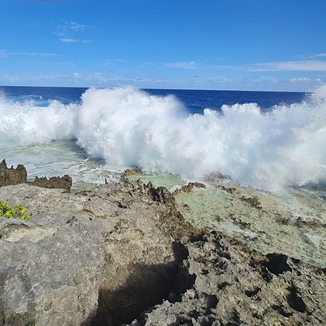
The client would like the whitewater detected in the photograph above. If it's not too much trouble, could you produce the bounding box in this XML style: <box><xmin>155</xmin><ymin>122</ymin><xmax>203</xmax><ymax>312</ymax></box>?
<box><xmin>0</xmin><ymin>85</ymin><xmax>326</xmax><ymax>192</ymax></box>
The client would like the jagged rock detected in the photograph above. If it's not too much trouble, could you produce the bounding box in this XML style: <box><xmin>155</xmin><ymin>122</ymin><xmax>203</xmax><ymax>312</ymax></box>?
<box><xmin>0</xmin><ymin>160</ymin><xmax>72</xmax><ymax>191</ymax></box>
<box><xmin>241</xmin><ymin>195</ymin><xmax>262</xmax><ymax>208</ymax></box>
<box><xmin>0</xmin><ymin>180</ymin><xmax>197</xmax><ymax>326</ymax></box>
<box><xmin>0</xmin><ymin>179</ymin><xmax>325</xmax><ymax>326</ymax></box>
<box><xmin>0</xmin><ymin>159</ymin><xmax>27</xmax><ymax>186</ymax></box>
<box><xmin>138</xmin><ymin>232</ymin><xmax>326</xmax><ymax>326</ymax></box>
<box><xmin>122</xmin><ymin>166</ymin><xmax>142</xmax><ymax>178</ymax></box>
<box><xmin>29</xmin><ymin>175</ymin><xmax>72</xmax><ymax>191</ymax></box>
<box><xmin>173</xmin><ymin>182</ymin><xmax>206</xmax><ymax>195</ymax></box>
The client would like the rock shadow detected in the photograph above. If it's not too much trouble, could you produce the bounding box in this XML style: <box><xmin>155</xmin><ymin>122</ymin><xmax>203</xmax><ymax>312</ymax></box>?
<box><xmin>89</xmin><ymin>241</ymin><xmax>194</xmax><ymax>326</ymax></box>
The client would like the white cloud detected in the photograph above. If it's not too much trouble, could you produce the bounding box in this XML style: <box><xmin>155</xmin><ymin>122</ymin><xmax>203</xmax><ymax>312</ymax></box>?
<box><xmin>164</xmin><ymin>61</ymin><xmax>198</xmax><ymax>69</ymax></box>
<box><xmin>69</xmin><ymin>22</ymin><xmax>86</xmax><ymax>32</ymax></box>
<box><xmin>252</xmin><ymin>60</ymin><xmax>326</xmax><ymax>71</ymax></box>
<box><xmin>315</xmin><ymin>53</ymin><xmax>326</xmax><ymax>58</ymax></box>
<box><xmin>55</xmin><ymin>21</ymin><xmax>93</xmax><ymax>43</ymax></box>
<box><xmin>0</xmin><ymin>49</ymin><xmax>59</xmax><ymax>57</ymax></box>
<box><xmin>60</xmin><ymin>38</ymin><xmax>79</xmax><ymax>43</ymax></box>
<box><xmin>72</xmin><ymin>72</ymin><xmax>81</xmax><ymax>79</ymax></box>
<box><xmin>59</xmin><ymin>38</ymin><xmax>92</xmax><ymax>43</ymax></box>
<box><xmin>290</xmin><ymin>77</ymin><xmax>311</xmax><ymax>82</ymax></box>
<box><xmin>12</xmin><ymin>52</ymin><xmax>59</xmax><ymax>57</ymax></box>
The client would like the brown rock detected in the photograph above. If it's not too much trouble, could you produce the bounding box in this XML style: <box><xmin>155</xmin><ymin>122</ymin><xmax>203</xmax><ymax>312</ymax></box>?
<box><xmin>0</xmin><ymin>159</ymin><xmax>27</xmax><ymax>186</ymax></box>
<box><xmin>241</xmin><ymin>195</ymin><xmax>262</xmax><ymax>208</ymax></box>
<box><xmin>29</xmin><ymin>175</ymin><xmax>72</xmax><ymax>191</ymax></box>
<box><xmin>0</xmin><ymin>159</ymin><xmax>72</xmax><ymax>191</ymax></box>
<box><xmin>122</xmin><ymin>166</ymin><xmax>142</xmax><ymax>178</ymax></box>
<box><xmin>173</xmin><ymin>182</ymin><xmax>206</xmax><ymax>195</ymax></box>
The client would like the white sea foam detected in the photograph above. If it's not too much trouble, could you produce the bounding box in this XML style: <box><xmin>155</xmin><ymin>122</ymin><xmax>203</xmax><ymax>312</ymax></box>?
<box><xmin>77</xmin><ymin>86</ymin><xmax>326</xmax><ymax>191</ymax></box>
<box><xmin>0</xmin><ymin>97</ymin><xmax>78</xmax><ymax>146</ymax></box>
<box><xmin>1</xmin><ymin>85</ymin><xmax>325</xmax><ymax>191</ymax></box>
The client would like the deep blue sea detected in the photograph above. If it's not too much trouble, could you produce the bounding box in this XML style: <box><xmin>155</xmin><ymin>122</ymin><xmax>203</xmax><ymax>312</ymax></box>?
<box><xmin>0</xmin><ymin>85</ymin><xmax>325</xmax><ymax>192</ymax></box>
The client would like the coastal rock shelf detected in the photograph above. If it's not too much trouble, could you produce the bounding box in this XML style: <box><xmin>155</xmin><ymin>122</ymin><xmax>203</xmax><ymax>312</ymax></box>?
<box><xmin>0</xmin><ymin>175</ymin><xmax>325</xmax><ymax>325</ymax></box>
<box><xmin>174</xmin><ymin>178</ymin><xmax>326</xmax><ymax>268</ymax></box>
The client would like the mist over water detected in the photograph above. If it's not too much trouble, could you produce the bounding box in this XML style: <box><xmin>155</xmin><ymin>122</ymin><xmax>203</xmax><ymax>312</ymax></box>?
<box><xmin>1</xmin><ymin>85</ymin><xmax>325</xmax><ymax>191</ymax></box>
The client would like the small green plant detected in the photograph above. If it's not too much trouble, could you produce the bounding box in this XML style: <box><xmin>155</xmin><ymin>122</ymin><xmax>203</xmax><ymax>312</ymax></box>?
<box><xmin>26</xmin><ymin>322</ymin><xmax>36</xmax><ymax>326</ymax></box>
<box><xmin>0</xmin><ymin>199</ymin><xmax>31</xmax><ymax>220</ymax></box>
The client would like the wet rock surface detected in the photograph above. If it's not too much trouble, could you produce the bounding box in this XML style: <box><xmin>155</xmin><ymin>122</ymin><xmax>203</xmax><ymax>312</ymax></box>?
<box><xmin>0</xmin><ymin>176</ymin><xmax>325</xmax><ymax>325</ymax></box>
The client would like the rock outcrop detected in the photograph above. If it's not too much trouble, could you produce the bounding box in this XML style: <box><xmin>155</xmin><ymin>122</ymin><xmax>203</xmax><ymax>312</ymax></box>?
<box><xmin>30</xmin><ymin>175</ymin><xmax>72</xmax><ymax>191</ymax></box>
<box><xmin>0</xmin><ymin>178</ymin><xmax>325</xmax><ymax>326</ymax></box>
<box><xmin>138</xmin><ymin>232</ymin><xmax>326</xmax><ymax>325</ymax></box>
<box><xmin>0</xmin><ymin>159</ymin><xmax>27</xmax><ymax>186</ymax></box>
<box><xmin>0</xmin><ymin>180</ymin><xmax>198</xmax><ymax>326</ymax></box>
<box><xmin>0</xmin><ymin>160</ymin><xmax>72</xmax><ymax>191</ymax></box>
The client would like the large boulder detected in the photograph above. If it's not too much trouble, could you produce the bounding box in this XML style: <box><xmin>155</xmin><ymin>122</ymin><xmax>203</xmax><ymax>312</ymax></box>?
<box><xmin>0</xmin><ymin>180</ymin><xmax>198</xmax><ymax>326</ymax></box>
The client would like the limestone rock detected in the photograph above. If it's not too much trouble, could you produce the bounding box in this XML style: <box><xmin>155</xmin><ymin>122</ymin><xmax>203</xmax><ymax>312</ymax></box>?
<box><xmin>0</xmin><ymin>159</ymin><xmax>27</xmax><ymax>186</ymax></box>
<box><xmin>0</xmin><ymin>179</ymin><xmax>325</xmax><ymax>326</ymax></box>
<box><xmin>0</xmin><ymin>181</ymin><xmax>192</xmax><ymax>326</ymax></box>
<box><xmin>29</xmin><ymin>175</ymin><xmax>72</xmax><ymax>191</ymax></box>
<box><xmin>0</xmin><ymin>159</ymin><xmax>72</xmax><ymax>191</ymax></box>
<box><xmin>138</xmin><ymin>232</ymin><xmax>326</xmax><ymax>326</ymax></box>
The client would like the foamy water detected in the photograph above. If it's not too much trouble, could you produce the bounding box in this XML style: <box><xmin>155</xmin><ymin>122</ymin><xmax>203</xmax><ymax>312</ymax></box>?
<box><xmin>1</xmin><ymin>86</ymin><xmax>326</xmax><ymax>191</ymax></box>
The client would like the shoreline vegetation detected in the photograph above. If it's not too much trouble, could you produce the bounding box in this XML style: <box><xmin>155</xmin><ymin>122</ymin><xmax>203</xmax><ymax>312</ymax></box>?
<box><xmin>0</xmin><ymin>161</ymin><xmax>325</xmax><ymax>325</ymax></box>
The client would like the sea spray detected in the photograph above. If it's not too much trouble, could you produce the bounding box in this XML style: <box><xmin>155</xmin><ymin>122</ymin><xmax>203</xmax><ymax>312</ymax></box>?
<box><xmin>0</xmin><ymin>85</ymin><xmax>325</xmax><ymax>191</ymax></box>
<box><xmin>77</xmin><ymin>86</ymin><xmax>326</xmax><ymax>191</ymax></box>
<box><xmin>0</xmin><ymin>97</ymin><xmax>78</xmax><ymax>147</ymax></box>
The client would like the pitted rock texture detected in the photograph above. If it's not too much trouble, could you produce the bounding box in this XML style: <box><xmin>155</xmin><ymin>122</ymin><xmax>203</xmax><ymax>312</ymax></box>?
<box><xmin>134</xmin><ymin>232</ymin><xmax>326</xmax><ymax>326</ymax></box>
<box><xmin>0</xmin><ymin>180</ymin><xmax>325</xmax><ymax>326</ymax></box>
<box><xmin>0</xmin><ymin>181</ymin><xmax>198</xmax><ymax>326</ymax></box>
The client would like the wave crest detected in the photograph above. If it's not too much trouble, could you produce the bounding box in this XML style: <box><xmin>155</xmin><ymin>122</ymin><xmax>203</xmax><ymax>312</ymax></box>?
<box><xmin>77</xmin><ymin>86</ymin><xmax>326</xmax><ymax>191</ymax></box>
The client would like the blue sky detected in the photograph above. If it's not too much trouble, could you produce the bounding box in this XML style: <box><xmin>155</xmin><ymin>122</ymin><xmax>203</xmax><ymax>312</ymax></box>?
<box><xmin>1</xmin><ymin>0</ymin><xmax>326</xmax><ymax>91</ymax></box>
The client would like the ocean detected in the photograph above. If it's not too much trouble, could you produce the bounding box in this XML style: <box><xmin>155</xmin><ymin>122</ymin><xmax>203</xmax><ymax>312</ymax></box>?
<box><xmin>1</xmin><ymin>85</ymin><xmax>325</xmax><ymax>191</ymax></box>
<box><xmin>1</xmin><ymin>85</ymin><xmax>326</xmax><ymax>267</ymax></box>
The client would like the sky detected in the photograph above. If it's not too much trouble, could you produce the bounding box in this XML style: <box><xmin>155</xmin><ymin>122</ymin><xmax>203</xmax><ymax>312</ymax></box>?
<box><xmin>1</xmin><ymin>0</ymin><xmax>326</xmax><ymax>91</ymax></box>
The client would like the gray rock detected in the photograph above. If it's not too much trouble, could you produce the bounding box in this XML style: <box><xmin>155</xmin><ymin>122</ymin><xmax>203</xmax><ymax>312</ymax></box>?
<box><xmin>138</xmin><ymin>232</ymin><xmax>326</xmax><ymax>326</ymax></box>
<box><xmin>0</xmin><ymin>181</ymin><xmax>193</xmax><ymax>326</ymax></box>
<box><xmin>0</xmin><ymin>180</ymin><xmax>325</xmax><ymax>326</ymax></box>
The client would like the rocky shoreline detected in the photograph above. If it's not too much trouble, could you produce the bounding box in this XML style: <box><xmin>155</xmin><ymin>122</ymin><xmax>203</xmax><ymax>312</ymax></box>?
<box><xmin>0</xmin><ymin>163</ymin><xmax>325</xmax><ymax>325</ymax></box>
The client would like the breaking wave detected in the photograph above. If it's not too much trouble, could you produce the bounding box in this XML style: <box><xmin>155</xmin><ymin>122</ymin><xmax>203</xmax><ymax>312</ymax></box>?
<box><xmin>1</xmin><ymin>85</ymin><xmax>326</xmax><ymax>191</ymax></box>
